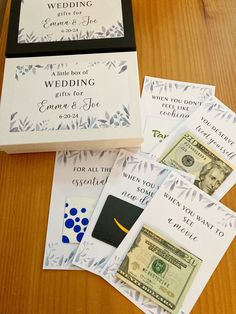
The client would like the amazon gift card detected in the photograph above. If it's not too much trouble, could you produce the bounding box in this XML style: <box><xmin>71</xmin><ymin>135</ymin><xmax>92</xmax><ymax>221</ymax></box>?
<box><xmin>92</xmin><ymin>195</ymin><xmax>143</xmax><ymax>247</ymax></box>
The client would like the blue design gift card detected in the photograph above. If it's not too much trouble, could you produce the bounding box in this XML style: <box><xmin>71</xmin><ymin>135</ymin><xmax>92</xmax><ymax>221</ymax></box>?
<box><xmin>63</xmin><ymin>196</ymin><xmax>96</xmax><ymax>244</ymax></box>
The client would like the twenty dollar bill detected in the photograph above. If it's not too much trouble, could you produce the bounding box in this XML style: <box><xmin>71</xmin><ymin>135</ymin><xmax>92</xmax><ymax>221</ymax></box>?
<box><xmin>159</xmin><ymin>132</ymin><xmax>233</xmax><ymax>195</ymax></box>
<box><xmin>116</xmin><ymin>225</ymin><xmax>202</xmax><ymax>314</ymax></box>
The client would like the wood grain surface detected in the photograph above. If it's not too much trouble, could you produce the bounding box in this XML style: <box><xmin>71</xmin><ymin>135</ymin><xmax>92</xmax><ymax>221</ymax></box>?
<box><xmin>0</xmin><ymin>1</ymin><xmax>235</xmax><ymax>313</ymax></box>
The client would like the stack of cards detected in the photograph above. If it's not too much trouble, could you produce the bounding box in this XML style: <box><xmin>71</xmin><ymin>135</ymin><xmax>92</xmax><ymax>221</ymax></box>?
<box><xmin>43</xmin><ymin>77</ymin><xmax>235</xmax><ymax>313</ymax></box>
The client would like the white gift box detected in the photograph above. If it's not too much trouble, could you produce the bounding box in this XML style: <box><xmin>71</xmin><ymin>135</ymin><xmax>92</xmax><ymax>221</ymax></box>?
<box><xmin>0</xmin><ymin>51</ymin><xmax>142</xmax><ymax>153</ymax></box>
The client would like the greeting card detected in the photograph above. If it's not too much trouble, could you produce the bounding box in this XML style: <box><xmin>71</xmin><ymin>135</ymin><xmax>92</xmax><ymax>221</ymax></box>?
<box><xmin>141</xmin><ymin>77</ymin><xmax>215</xmax><ymax>153</ymax></box>
<box><xmin>43</xmin><ymin>149</ymin><xmax>118</xmax><ymax>269</ymax></box>
<box><xmin>72</xmin><ymin>149</ymin><xmax>193</xmax><ymax>274</ymax></box>
<box><xmin>0</xmin><ymin>52</ymin><xmax>142</xmax><ymax>153</ymax></box>
<box><xmin>102</xmin><ymin>172</ymin><xmax>235</xmax><ymax>314</ymax></box>
<box><xmin>151</xmin><ymin>96</ymin><xmax>236</xmax><ymax>200</ymax></box>
<box><xmin>116</xmin><ymin>225</ymin><xmax>202</xmax><ymax>314</ymax></box>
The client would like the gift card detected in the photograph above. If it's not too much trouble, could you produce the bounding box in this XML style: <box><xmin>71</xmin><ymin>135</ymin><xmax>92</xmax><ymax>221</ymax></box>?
<box><xmin>92</xmin><ymin>195</ymin><xmax>143</xmax><ymax>247</ymax></box>
<box><xmin>141</xmin><ymin>115</ymin><xmax>174</xmax><ymax>153</ymax></box>
<box><xmin>63</xmin><ymin>196</ymin><xmax>96</xmax><ymax>244</ymax></box>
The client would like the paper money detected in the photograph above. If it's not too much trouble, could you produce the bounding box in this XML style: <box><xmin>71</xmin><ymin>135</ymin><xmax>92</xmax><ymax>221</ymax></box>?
<box><xmin>159</xmin><ymin>132</ymin><xmax>233</xmax><ymax>195</ymax></box>
<box><xmin>116</xmin><ymin>225</ymin><xmax>202</xmax><ymax>314</ymax></box>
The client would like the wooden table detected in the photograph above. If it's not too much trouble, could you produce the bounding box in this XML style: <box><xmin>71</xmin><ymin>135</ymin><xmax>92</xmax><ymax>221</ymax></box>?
<box><xmin>0</xmin><ymin>1</ymin><xmax>235</xmax><ymax>313</ymax></box>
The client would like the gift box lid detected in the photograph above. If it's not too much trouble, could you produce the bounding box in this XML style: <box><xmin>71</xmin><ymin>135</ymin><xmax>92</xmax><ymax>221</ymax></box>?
<box><xmin>6</xmin><ymin>0</ymin><xmax>136</xmax><ymax>58</ymax></box>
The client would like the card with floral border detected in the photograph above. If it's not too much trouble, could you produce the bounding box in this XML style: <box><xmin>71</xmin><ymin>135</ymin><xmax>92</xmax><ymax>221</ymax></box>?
<box><xmin>141</xmin><ymin>77</ymin><xmax>215</xmax><ymax>153</ymax></box>
<box><xmin>72</xmin><ymin>149</ymin><xmax>194</xmax><ymax>274</ymax></box>
<box><xmin>6</xmin><ymin>0</ymin><xmax>135</xmax><ymax>57</ymax></box>
<box><xmin>102</xmin><ymin>172</ymin><xmax>235</xmax><ymax>314</ymax></box>
<box><xmin>0</xmin><ymin>52</ymin><xmax>142</xmax><ymax>153</ymax></box>
<box><xmin>43</xmin><ymin>149</ymin><xmax>118</xmax><ymax>270</ymax></box>
<box><xmin>150</xmin><ymin>96</ymin><xmax>236</xmax><ymax>200</ymax></box>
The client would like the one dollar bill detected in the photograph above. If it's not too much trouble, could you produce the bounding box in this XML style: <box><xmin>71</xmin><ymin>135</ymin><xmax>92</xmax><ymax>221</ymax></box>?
<box><xmin>116</xmin><ymin>225</ymin><xmax>202</xmax><ymax>314</ymax></box>
<box><xmin>159</xmin><ymin>131</ymin><xmax>233</xmax><ymax>195</ymax></box>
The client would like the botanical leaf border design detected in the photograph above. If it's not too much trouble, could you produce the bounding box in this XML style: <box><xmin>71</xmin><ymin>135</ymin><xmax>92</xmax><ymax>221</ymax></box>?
<box><xmin>206</xmin><ymin>99</ymin><xmax>236</xmax><ymax>124</ymax></box>
<box><xmin>15</xmin><ymin>60</ymin><xmax>127</xmax><ymax>81</ymax></box>
<box><xmin>56</xmin><ymin>149</ymin><xmax>117</xmax><ymax>166</ymax></box>
<box><xmin>115</xmin><ymin>150</ymin><xmax>169</xmax><ymax>175</ymax></box>
<box><xmin>44</xmin><ymin>242</ymin><xmax>78</xmax><ymax>268</ymax></box>
<box><xmin>216</xmin><ymin>206</ymin><xmax>236</xmax><ymax>229</ymax></box>
<box><xmin>18</xmin><ymin>20</ymin><xmax>124</xmax><ymax>44</ymax></box>
<box><xmin>87</xmin><ymin>60</ymin><xmax>128</xmax><ymax>74</ymax></box>
<box><xmin>73</xmin><ymin>240</ymin><xmax>109</xmax><ymax>272</ymax></box>
<box><xmin>9</xmin><ymin>105</ymin><xmax>130</xmax><ymax>133</ymax></box>
<box><xmin>163</xmin><ymin>173</ymin><xmax>236</xmax><ymax>230</ymax></box>
<box><xmin>73</xmin><ymin>240</ymin><xmax>94</xmax><ymax>264</ymax></box>
<box><xmin>103</xmin><ymin>254</ymin><xmax>162</xmax><ymax>314</ymax></box>
<box><xmin>15</xmin><ymin>63</ymin><xmax>68</xmax><ymax>80</ymax></box>
<box><xmin>144</xmin><ymin>78</ymin><xmax>213</xmax><ymax>103</ymax></box>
